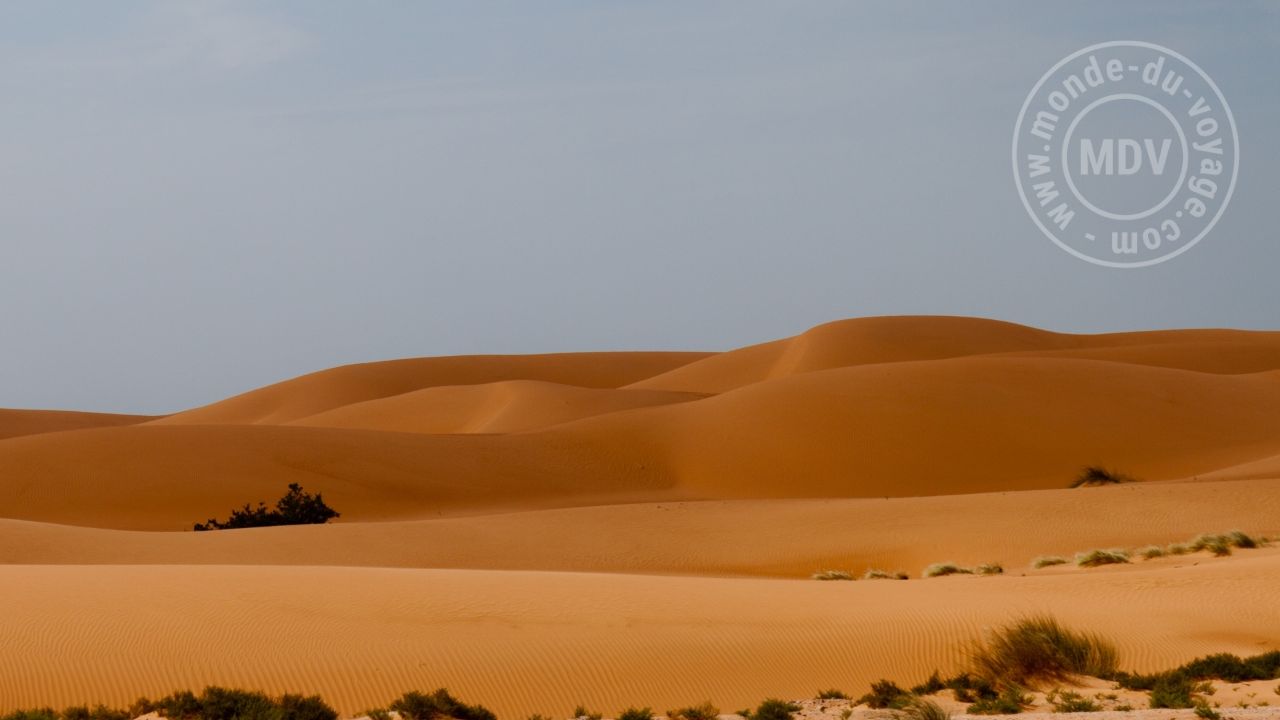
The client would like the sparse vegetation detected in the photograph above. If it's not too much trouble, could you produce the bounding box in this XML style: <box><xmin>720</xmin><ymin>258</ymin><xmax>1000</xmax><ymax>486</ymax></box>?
<box><xmin>1074</xmin><ymin>548</ymin><xmax>1130</xmax><ymax>567</ymax></box>
<box><xmin>862</xmin><ymin>569</ymin><xmax>909</xmax><ymax>580</ymax></box>
<box><xmin>1031</xmin><ymin>556</ymin><xmax>1068</xmax><ymax>569</ymax></box>
<box><xmin>856</xmin><ymin>679</ymin><xmax>912</xmax><ymax>709</ymax></box>
<box><xmin>391</xmin><ymin>690</ymin><xmax>496</xmax><ymax>720</ymax></box>
<box><xmin>970</xmin><ymin>615</ymin><xmax>1118</xmax><ymax>686</ymax></box>
<box><xmin>810</xmin><ymin>569</ymin><xmax>853</xmax><ymax>581</ymax></box>
<box><xmin>1045</xmin><ymin>689</ymin><xmax>1100</xmax><ymax>713</ymax></box>
<box><xmin>901</xmin><ymin>699</ymin><xmax>951</xmax><ymax>720</ymax></box>
<box><xmin>815</xmin><ymin>689</ymin><xmax>848</xmax><ymax>700</ymax></box>
<box><xmin>666</xmin><ymin>703</ymin><xmax>718</xmax><ymax>720</ymax></box>
<box><xmin>747</xmin><ymin>699</ymin><xmax>798</xmax><ymax>720</ymax></box>
<box><xmin>966</xmin><ymin>688</ymin><xmax>1030</xmax><ymax>715</ymax></box>
<box><xmin>1138</xmin><ymin>545</ymin><xmax>1165</xmax><ymax>560</ymax></box>
<box><xmin>909</xmin><ymin>672</ymin><xmax>946</xmax><ymax>696</ymax></box>
<box><xmin>194</xmin><ymin>483</ymin><xmax>339</xmax><ymax>531</ymax></box>
<box><xmin>1070</xmin><ymin>466</ymin><xmax>1134</xmax><ymax>488</ymax></box>
<box><xmin>923</xmin><ymin>562</ymin><xmax>973</xmax><ymax>578</ymax></box>
<box><xmin>975</xmin><ymin>562</ymin><xmax>1004</xmax><ymax>576</ymax></box>
<box><xmin>572</xmin><ymin>706</ymin><xmax>602</xmax><ymax>720</ymax></box>
<box><xmin>618</xmin><ymin>708</ymin><xmax>654</xmax><ymax>720</ymax></box>
<box><xmin>1194</xmin><ymin>701</ymin><xmax>1222</xmax><ymax>719</ymax></box>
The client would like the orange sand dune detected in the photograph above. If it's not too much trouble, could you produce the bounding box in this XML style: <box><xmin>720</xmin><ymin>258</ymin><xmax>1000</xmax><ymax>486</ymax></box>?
<box><xmin>152</xmin><ymin>352</ymin><xmax>710</xmax><ymax>426</ymax></box>
<box><xmin>4</xmin><ymin>357</ymin><xmax>1280</xmax><ymax>530</ymax></box>
<box><xmin>2</xmin><ymin>478</ymin><xmax>1277</xmax><ymax>576</ymax></box>
<box><xmin>629</xmin><ymin>316</ymin><xmax>1280</xmax><ymax>393</ymax></box>
<box><xmin>0</xmin><ymin>409</ymin><xmax>153</xmax><ymax>441</ymax></box>
<box><xmin>1</xmin><ymin>557</ymin><xmax>1277</xmax><ymax>716</ymax></box>
<box><xmin>289</xmin><ymin>380</ymin><xmax>706</xmax><ymax>434</ymax></box>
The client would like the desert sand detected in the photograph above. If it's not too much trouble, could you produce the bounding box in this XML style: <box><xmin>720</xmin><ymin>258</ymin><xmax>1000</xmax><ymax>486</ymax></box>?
<box><xmin>1</xmin><ymin>316</ymin><xmax>1278</xmax><ymax>716</ymax></box>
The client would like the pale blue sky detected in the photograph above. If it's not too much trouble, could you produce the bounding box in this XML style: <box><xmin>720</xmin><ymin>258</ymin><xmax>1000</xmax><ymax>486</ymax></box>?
<box><xmin>2</xmin><ymin>1</ymin><xmax>1277</xmax><ymax>413</ymax></box>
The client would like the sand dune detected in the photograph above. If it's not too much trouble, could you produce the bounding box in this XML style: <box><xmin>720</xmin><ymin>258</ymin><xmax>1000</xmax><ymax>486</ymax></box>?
<box><xmin>289</xmin><ymin>380</ymin><xmax>705</xmax><ymax>434</ymax></box>
<box><xmin>2</xmin><ymin>557</ymin><xmax>1278</xmax><ymax>716</ymax></box>
<box><xmin>0</xmin><ymin>409</ymin><xmax>153</xmax><ymax>441</ymax></box>
<box><xmin>3</xmin><ymin>316</ymin><xmax>1280</xmax><ymax>716</ymax></box>
<box><xmin>151</xmin><ymin>352</ymin><xmax>710</xmax><ymax>426</ymax></box>
<box><xmin>3</xmin><ymin>478</ymin><xmax>1277</xmax><ymax>576</ymax></box>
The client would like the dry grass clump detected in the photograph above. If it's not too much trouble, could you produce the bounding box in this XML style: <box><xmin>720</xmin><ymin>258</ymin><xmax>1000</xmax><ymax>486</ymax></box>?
<box><xmin>1166</xmin><ymin>542</ymin><xmax>1192</xmax><ymax>556</ymax></box>
<box><xmin>970</xmin><ymin>614</ymin><xmax>1119</xmax><ymax>687</ymax></box>
<box><xmin>862</xmin><ymin>569</ymin><xmax>909</xmax><ymax>580</ymax></box>
<box><xmin>810</xmin><ymin>569</ymin><xmax>853</xmax><ymax>581</ymax></box>
<box><xmin>923</xmin><ymin>562</ymin><xmax>974</xmax><ymax>578</ymax></box>
<box><xmin>1031</xmin><ymin>555</ymin><xmax>1068</xmax><ymax>569</ymax></box>
<box><xmin>1075</xmin><ymin>548</ymin><xmax>1130</xmax><ymax>567</ymax></box>
<box><xmin>901</xmin><ymin>699</ymin><xmax>952</xmax><ymax>720</ymax></box>
<box><xmin>617</xmin><ymin>709</ymin><xmax>654</xmax><ymax>720</ymax></box>
<box><xmin>975</xmin><ymin>562</ymin><xmax>1004</xmax><ymax>576</ymax></box>
<box><xmin>666</xmin><ymin>703</ymin><xmax>718</xmax><ymax>720</ymax></box>
<box><xmin>1138</xmin><ymin>545</ymin><xmax>1166</xmax><ymax>560</ymax></box>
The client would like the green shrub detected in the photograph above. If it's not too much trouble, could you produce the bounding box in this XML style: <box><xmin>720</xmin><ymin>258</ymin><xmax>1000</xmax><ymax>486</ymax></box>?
<box><xmin>1193</xmin><ymin>701</ymin><xmax>1222</xmax><ymax>719</ymax></box>
<box><xmin>572</xmin><ymin>706</ymin><xmax>602</xmax><ymax>720</ymax></box>
<box><xmin>1045</xmin><ymin>689</ymin><xmax>1100</xmax><ymax>712</ymax></box>
<box><xmin>1226</xmin><ymin>530</ymin><xmax>1259</xmax><ymax>549</ymax></box>
<box><xmin>1031</xmin><ymin>556</ymin><xmax>1068</xmax><ymax>569</ymax></box>
<box><xmin>967</xmin><ymin>688</ymin><xmax>1029</xmax><ymax>715</ymax></box>
<box><xmin>856</xmin><ymin>680</ymin><xmax>912</xmax><ymax>709</ymax></box>
<box><xmin>62</xmin><ymin>707</ymin><xmax>130</xmax><ymax>720</ymax></box>
<box><xmin>1070</xmin><ymin>466</ymin><xmax>1133</xmax><ymax>488</ymax></box>
<box><xmin>975</xmin><ymin>563</ymin><xmax>1004</xmax><ymax>576</ymax></box>
<box><xmin>618</xmin><ymin>708</ymin><xmax>654</xmax><ymax>720</ymax></box>
<box><xmin>941</xmin><ymin>673</ymin><xmax>998</xmax><ymax>703</ymax></box>
<box><xmin>970</xmin><ymin>615</ymin><xmax>1118</xmax><ymax>686</ymax></box>
<box><xmin>1075</xmin><ymin>549</ymin><xmax>1129</xmax><ymax>567</ymax></box>
<box><xmin>810</xmin><ymin>569</ymin><xmax>853</xmax><ymax>581</ymax></box>
<box><xmin>1149</xmin><ymin>674</ymin><xmax>1195</xmax><ymax>709</ymax></box>
<box><xmin>862</xmin><ymin>569</ymin><xmax>908</xmax><ymax>580</ymax></box>
<box><xmin>1166</xmin><ymin>542</ymin><xmax>1192</xmax><ymax>555</ymax></box>
<box><xmin>748</xmin><ymin>700</ymin><xmax>798</xmax><ymax>720</ymax></box>
<box><xmin>195</xmin><ymin>483</ymin><xmax>339</xmax><ymax>531</ymax></box>
<box><xmin>923</xmin><ymin>563</ymin><xmax>973</xmax><ymax>578</ymax></box>
<box><xmin>391</xmin><ymin>690</ymin><xmax>496</xmax><ymax>720</ymax></box>
<box><xmin>1138</xmin><ymin>545</ymin><xmax>1165</xmax><ymax>560</ymax></box>
<box><xmin>278</xmin><ymin>696</ymin><xmax>337</xmax><ymax>720</ymax></box>
<box><xmin>666</xmin><ymin>703</ymin><xmax>718</xmax><ymax>720</ymax></box>
<box><xmin>2</xmin><ymin>710</ymin><xmax>59</xmax><ymax>720</ymax></box>
<box><xmin>815</xmin><ymin>689</ymin><xmax>848</xmax><ymax>699</ymax></box>
<box><xmin>909</xmin><ymin>672</ymin><xmax>945</xmax><ymax>695</ymax></box>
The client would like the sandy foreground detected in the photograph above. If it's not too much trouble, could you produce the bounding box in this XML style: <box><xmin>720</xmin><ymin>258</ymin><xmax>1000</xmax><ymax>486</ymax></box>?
<box><xmin>1</xmin><ymin>317</ymin><xmax>1279</xmax><ymax>716</ymax></box>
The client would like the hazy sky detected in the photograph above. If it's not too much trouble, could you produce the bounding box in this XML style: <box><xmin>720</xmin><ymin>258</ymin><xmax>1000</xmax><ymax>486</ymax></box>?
<box><xmin>2</xmin><ymin>1</ymin><xmax>1277</xmax><ymax>414</ymax></box>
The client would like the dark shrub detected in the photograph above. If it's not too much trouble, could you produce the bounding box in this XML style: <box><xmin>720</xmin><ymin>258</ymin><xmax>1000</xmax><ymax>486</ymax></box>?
<box><xmin>967</xmin><ymin>688</ymin><xmax>1029</xmax><ymax>715</ymax></box>
<box><xmin>910</xmin><ymin>671</ymin><xmax>946</xmax><ymax>695</ymax></box>
<box><xmin>1070</xmin><ymin>466</ymin><xmax>1134</xmax><ymax>488</ymax></box>
<box><xmin>666</xmin><ymin>703</ymin><xmax>718</xmax><ymax>720</ymax></box>
<box><xmin>618</xmin><ymin>708</ymin><xmax>654</xmax><ymax>720</ymax></box>
<box><xmin>1149</xmin><ymin>674</ymin><xmax>1195</xmax><ymax>709</ymax></box>
<box><xmin>62</xmin><ymin>707</ymin><xmax>129</xmax><ymax>720</ymax></box>
<box><xmin>2</xmin><ymin>710</ymin><xmax>59</xmax><ymax>720</ymax></box>
<box><xmin>749</xmin><ymin>700</ymin><xmax>798</xmax><ymax>720</ymax></box>
<box><xmin>391</xmin><ymin>690</ymin><xmax>496</xmax><ymax>720</ymax></box>
<box><xmin>278</xmin><ymin>695</ymin><xmax>337</xmax><ymax>720</ymax></box>
<box><xmin>572</xmin><ymin>706</ymin><xmax>601</xmax><ymax>720</ymax></box>
<box><xmin>856</xmin><ymin>680</ymin><xmax>911</xmax><ymax>709</ymax></box>
<box><xmin>195</xmin><ymin>483</ymin><xmax>339</xmax><ymax>531</ymax></box>
<box><xmin>815</xmin><ymin>689</ymin><xmax>848</xmax><ymax>700</ymax></box>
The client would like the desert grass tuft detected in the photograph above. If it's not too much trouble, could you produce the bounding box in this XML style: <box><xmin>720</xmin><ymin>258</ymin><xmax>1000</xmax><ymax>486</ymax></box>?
<box><xmin>923</xmin><ymin>562</ymin><xmax>974</xmax><ymax>578</ymax></box>
<box><xmin>1139</xmin><ymin>545</ymin><xmax>1166</xmax><ymax>560</ymax></box>
<box><xmin>810</xmin><ymin>569</ymin><xmax>853</xmax><ymax>581</ymax></box>
<box><xmin>975</xmin><ymin>562</ymin><xmax>1004</xmax><ymax>576</ymax></box>
<box><xmin>901</xmin><ymin>699</ymin><xmax>952</xmax><ymax>720</ymax></box>
<box><xmin>618</xmin><ymin>709</ymin><xmax>654</xmax><ymax>720</ymax></box>
<box><xmin>970</xmin><ymin>614</ymin><xmax>1119</xmax><ymax>687</ymax></box>
<box><xmin>1031</xmin><ymin>555</ymin><xmax>1068</xmax><ymax>569</ymax></box>
<box><xmin>862</xmin><ymin>569</ymin><xmax>909</xmax><ymax>580</ymax></box>
<box><xmin>666</xmin><ymin>703</ymin><xmax>718</xmax><ymax>720</ymax></box>
<box><xmin>1075</xmin><ymin>548</ymin><xmax>1130</xmax><ymax>567</ymax></box>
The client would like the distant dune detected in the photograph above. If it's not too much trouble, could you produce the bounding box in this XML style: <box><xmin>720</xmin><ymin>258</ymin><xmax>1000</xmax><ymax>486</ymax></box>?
<box><xmin>1</xmin><ymin>316</ymin><xmax>1278</xmax><ymax>715</ymax></box>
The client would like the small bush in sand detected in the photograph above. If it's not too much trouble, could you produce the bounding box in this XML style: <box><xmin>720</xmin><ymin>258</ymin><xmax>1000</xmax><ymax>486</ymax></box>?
<box><xmin>970</xmin><ymin>614</ymin><xmax>1118</xmax><ymax>686</ymax></box>
<box><xmin>811</xmin><ymin>569</ymin><xmax>854</xmax><ymax>581</ymax></box>
<box><xmin>748</xmin><ymin>700</ymin><xmax>799</xmax><ymax>720</ymax></box>
<box><xmin>966</xmin><ymin>687</ymin><xmax>1030</xmax><ymax>715</ymax></box>
<box><xmin>1031</xmin><ymin>556</ymin><xmax>1068</xmax><ymax>569</ymax></box>
<box><xmin>1138</xmin><ymin>545</ymin><xmax>1166</xmax><ymax>560</ymax></box>
<box><xmin>1190</xmin><ymin>534</ymin><xmax>1232</xmax><ymax>556</ymax></box>
<box><xmin>391</xmin><ymin>690</ymin><xmax>496</xmax><ymax>720</ymax></box>
<box><xmin>901</xmin><ymin>699</ymin><xmax>952</xmax><ymax>720</ymax></box>
<box><xmin>1075</xmin><ymin>548</ymin><xmax>1130</xmax><ymax>567</ymax></box>
<box><xmin>2</xmin><ymin>711</ymin><xmax>59</xmax><ymax>720</ymax></box>
<box><xmin>856</xmin><ymin>680</ymin><xmax>912</xmax><ymax>709</ymax></box>
<box><xmin>618</xmin><ymin>709</ymin><xmax>653</xmax><ymax>720</ymax></box>
<box><xmin>666</xmin><ymin>703</ymin><xmax>718</xmax><ymax>720</ymax></box>
<box><xmin>923</xmin><ymin>562</ymin><xmax>973</xmax><ymax>578</ymax></box>
<box><xmin>862</xmin><ymin>568</ymin><xmax>909</xmax><ymax>580</ymax></box>
<box><xmin>142</xmin><ymin>687</ymin><xmax>338</xmax><ymax>720</ymax></box>
<box><xmin>194</xmin><ymin>483</ymin><xmax>340</xmax><ymax>531</ymax></box>
<box><xmin>1194</xmin><ymin>702</ymin><xmax>1223</xmax><ymax>720</ymax></box>
<box><xmin>1070</xmin><ymin>466</ymin><xmax>1134</xmax><ymax>488</ymax></box>
<box><xmin>572</xmin><ymin>706</ymin><xmax>602</xmax><ymax>720</ymax></box>
<box><xmin>362</xmin><ymin>710</ymin><xmax>392</xmax><ymax>720</ymax></box>
<box><xmin>61</xmin><ymin>708</ymin><xmax>129</xmax><ymax>720</ymax></box>
<box><xmin>1045</xmin><ymin>689</ymin><xmax>1100</xmax><ymax>713</ymax></box>
<box><xmin>975</xmin><ymin>562</ymin><xmax>1004</xmax><ymax>576</ymax></box>
<box><xmin>1166</xmin><ymin>542</ymin><xmax>1192</xmax><ymax>556</ymax></box>
<box><xmin>910</xmin><ymin>672</ymin><xmax>946</xmax><ymax>696</ymax></box>
<box><xmin>815</xmin><ymin>689</ymin><xmax>848</xmax><ymax>700</ymax></box>
<box><xmin>1147</xmin><ymin>675</ymin><xmax>1196</xmax><ymax>709</ymax></box>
